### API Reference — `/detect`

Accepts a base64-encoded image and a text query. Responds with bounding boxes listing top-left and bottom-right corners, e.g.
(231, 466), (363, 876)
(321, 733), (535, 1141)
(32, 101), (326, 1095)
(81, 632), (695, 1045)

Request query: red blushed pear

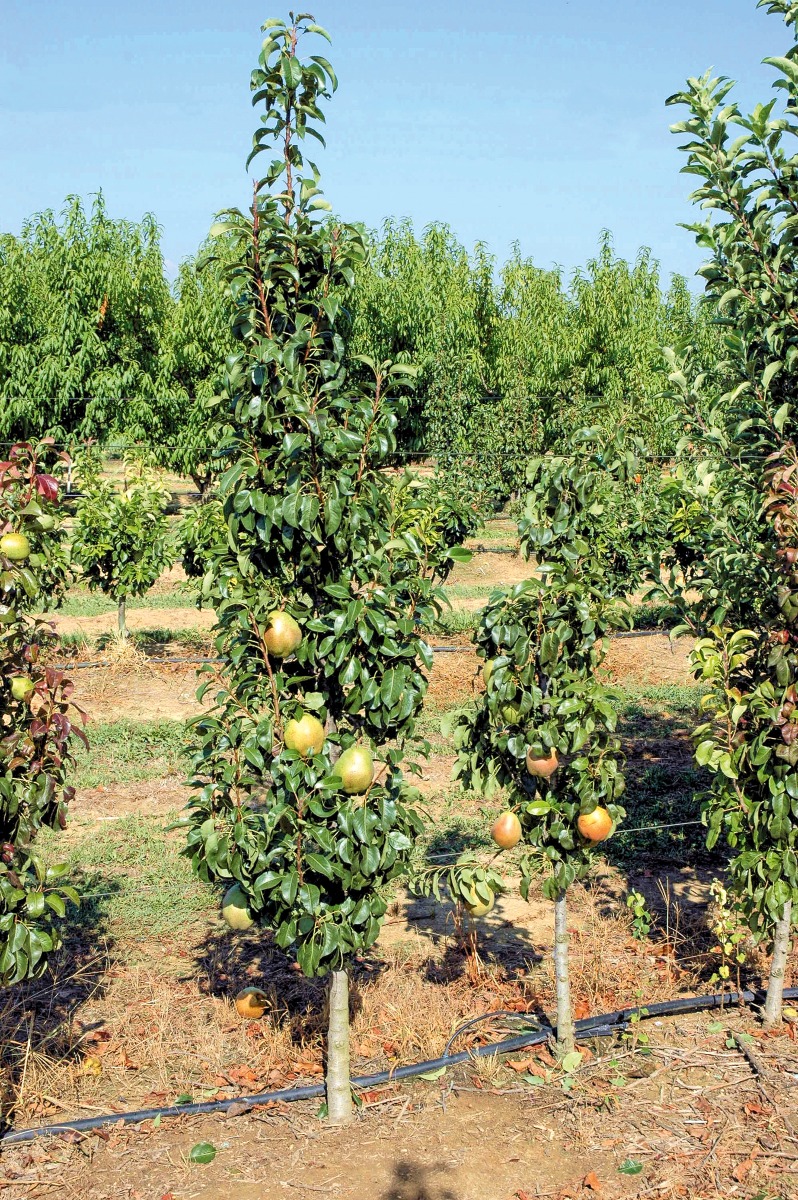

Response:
(490, 811), (522, 849)
(526, 746), (559, 779)
(576, 806), (614, 843)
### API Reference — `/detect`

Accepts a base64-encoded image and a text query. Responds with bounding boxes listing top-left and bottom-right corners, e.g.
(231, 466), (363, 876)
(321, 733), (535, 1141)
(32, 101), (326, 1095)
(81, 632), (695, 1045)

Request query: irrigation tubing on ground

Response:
(54, 630), (674, 671)
(3, 986), (796, 1146)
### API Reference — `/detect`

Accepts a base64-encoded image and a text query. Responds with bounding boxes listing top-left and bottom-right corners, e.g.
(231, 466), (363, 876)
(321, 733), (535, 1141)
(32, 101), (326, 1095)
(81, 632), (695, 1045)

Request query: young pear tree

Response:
(71, 453), (172, 638)
(439, 435), (632, 1054)
(660, 0), (798, 1026)
(182, 14), (465, 1124)
(0, 443), (83, 986)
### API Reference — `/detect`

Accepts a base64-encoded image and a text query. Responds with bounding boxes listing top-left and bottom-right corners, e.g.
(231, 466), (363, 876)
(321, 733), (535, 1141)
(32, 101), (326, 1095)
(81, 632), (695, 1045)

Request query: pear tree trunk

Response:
(763, 899), (792, 1029)
(554, 890), (575, 1056)
(326, 968), (353, 1125)
(117, 598), (127, 639)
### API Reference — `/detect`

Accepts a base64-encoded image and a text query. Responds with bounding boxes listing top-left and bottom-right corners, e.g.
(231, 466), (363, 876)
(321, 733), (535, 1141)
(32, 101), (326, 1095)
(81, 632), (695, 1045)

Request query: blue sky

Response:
(0, 0), (788, 283)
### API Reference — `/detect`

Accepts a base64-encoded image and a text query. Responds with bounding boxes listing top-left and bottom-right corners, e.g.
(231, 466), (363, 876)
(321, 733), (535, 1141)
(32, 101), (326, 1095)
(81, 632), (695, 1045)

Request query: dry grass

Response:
(0, 866), (751, 1134)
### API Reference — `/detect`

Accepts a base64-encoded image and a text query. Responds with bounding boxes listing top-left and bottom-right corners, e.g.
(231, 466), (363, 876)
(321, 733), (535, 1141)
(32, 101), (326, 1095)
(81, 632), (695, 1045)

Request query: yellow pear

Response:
(284, 712), (325, 757)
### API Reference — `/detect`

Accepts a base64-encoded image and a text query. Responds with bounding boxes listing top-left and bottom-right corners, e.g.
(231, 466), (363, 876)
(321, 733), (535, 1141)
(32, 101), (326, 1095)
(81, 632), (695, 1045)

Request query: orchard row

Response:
(3, 0), (798, 1129)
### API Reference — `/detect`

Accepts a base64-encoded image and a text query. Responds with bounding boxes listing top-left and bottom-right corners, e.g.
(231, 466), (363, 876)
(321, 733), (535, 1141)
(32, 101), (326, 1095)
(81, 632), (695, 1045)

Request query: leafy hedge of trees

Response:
(0, 199), (721, 504)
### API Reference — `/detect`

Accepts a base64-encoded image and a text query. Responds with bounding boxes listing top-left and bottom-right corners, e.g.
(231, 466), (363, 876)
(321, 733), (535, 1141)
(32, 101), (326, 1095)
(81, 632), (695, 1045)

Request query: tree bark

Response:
(326, 968), (353, 1124)
(554, 889), (575, 1056)
(117, 597), (127, 639)
(764, 898), (792, 1028)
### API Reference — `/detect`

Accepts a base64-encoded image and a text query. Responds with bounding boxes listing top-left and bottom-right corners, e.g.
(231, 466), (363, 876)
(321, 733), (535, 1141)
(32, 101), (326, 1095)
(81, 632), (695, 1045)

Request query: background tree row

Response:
(1, 202), (722, 504)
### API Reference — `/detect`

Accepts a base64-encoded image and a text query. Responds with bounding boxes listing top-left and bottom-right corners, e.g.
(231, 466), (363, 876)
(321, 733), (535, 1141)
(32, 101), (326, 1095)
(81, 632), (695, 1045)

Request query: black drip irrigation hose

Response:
(54, 630), (674, 671)
(3, 986), (795, 1146)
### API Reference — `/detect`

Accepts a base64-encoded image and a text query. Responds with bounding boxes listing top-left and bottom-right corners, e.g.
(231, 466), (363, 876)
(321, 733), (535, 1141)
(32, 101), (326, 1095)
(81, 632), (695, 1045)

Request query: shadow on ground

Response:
(379, 1159), (459, 1200)
(0, 870), (120, 1130)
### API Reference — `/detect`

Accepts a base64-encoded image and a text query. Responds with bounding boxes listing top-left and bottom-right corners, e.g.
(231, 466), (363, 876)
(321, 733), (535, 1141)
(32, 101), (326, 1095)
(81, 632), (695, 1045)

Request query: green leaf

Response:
(560, 1050), (583, 1073)
(189, 1142), (217, 1165)
(618, 1160), (643, 1176)
(417, 1065), (447, 1081)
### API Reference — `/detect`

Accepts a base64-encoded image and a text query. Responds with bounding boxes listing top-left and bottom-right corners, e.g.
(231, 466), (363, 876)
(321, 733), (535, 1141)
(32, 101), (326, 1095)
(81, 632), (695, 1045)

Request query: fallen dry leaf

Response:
(583, 1171), (602, 1193)
(732, 1149), (758, 1182)
(743, 1100), (772, 1117)
(507, 1057), (535, 1073)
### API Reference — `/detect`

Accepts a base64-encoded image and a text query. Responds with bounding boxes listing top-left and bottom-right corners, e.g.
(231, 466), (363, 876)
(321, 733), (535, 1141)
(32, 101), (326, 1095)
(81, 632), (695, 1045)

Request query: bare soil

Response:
(603, 634), (697, 689)
(5, 1007), (798, 1199)
(49, 605), (215, 641)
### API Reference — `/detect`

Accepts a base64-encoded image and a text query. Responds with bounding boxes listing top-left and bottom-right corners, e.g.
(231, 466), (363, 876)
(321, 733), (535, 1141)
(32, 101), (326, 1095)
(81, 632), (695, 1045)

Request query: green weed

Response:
(42, 813), (213, 938)
(72, 719), (187, 789)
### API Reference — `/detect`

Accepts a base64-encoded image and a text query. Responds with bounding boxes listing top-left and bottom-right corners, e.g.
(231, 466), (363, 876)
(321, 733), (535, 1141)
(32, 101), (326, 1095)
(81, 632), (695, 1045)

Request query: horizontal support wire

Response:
(53, 628), (675, 670)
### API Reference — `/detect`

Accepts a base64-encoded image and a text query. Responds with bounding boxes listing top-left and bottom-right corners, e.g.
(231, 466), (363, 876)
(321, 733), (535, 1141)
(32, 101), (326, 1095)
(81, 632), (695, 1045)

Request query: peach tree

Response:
(435, 434), (632, 1054)
(0, 443), (82, 986)
(660, 0), (798, 1026)
(181, 14), (467, 1123)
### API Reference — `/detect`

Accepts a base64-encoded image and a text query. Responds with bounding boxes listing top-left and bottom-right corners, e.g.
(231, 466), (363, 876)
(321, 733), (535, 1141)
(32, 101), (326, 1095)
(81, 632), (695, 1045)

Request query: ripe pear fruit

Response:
(333, 744), (374, 794)
(284, 712), (326, 757)
(490, 811), (522, 850)
(526, 747), (559, 779)
(221, 883), (255, 931)
(0, 533), (31, 562)
(577, 806), (614, 842)
(263, 610), (302, 658)
(234, 986), (269, 1019)
(10, 677), (34, 702)
(462, 885), (495, 918)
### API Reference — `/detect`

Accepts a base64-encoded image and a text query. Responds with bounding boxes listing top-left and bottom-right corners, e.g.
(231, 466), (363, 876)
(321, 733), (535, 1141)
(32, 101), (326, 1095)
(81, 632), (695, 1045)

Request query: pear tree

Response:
(71, 452), (172, 638)
(181, 13), (466, 1124)
(660, 0), (798, 1025)
(433, 434), (632, 1054)
(0, 442), (83, 986)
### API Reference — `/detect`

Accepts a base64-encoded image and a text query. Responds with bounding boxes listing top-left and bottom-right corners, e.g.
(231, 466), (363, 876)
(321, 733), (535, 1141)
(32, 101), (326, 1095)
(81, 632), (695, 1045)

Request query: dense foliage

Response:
(0, 444), (82, 985)
(0, 207), (721, 506)
(0, 196), (172, 445)
(659, 0), (798, 1023)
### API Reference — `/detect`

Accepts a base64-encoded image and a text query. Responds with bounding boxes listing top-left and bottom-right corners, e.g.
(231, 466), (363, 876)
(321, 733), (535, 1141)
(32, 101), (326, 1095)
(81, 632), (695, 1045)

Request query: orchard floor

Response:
(3, 559), (796, 1198)
(5, 991), (798, 1199)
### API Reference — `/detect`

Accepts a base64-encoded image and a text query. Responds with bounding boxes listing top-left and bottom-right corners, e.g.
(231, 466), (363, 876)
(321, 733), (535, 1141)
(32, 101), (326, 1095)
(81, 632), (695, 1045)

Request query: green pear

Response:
(332, 745), (374, 794)
(221, 883), (254, 931)
(10, 677), (34, 702)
